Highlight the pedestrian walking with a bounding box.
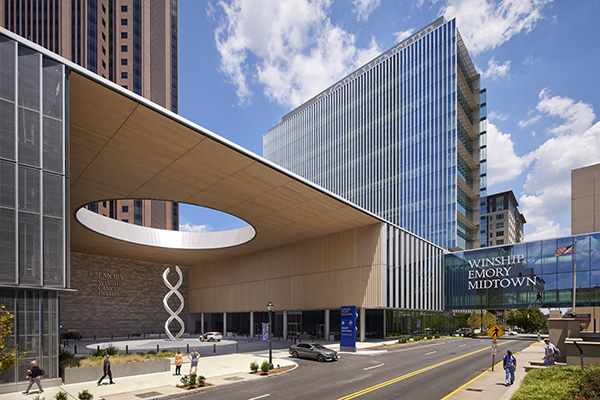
[503,350,517,386]
[188,348,200,375]
[543,338,556,366]
[174,349,184,375]
[23,360,43,394]
[97,354,115,385]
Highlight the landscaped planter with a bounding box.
[60,359,170,384]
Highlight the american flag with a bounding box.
[554,245,574,257]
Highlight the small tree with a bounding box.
[0,304,23,374]
[249,361,259,373]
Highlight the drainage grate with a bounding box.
[135,391,163,398]
[465,388,483,392]
[223,376,244,382]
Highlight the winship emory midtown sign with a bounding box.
[466,254,539,290]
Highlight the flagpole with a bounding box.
[573,240,577,314]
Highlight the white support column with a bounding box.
[250,312,254,338]
[283,311,288,340]
[223,312,227,337]
[324,309,330,341]
[360,308,366,342]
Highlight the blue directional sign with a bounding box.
[340,306,357,351]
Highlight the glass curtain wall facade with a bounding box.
[264,17,481,250]
[0,33,67,385]
[446,232,600,310]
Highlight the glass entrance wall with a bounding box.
[446,232,600,309]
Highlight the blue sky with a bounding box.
[176,0,600,242]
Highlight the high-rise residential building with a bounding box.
[572,163,600,235]
[264,17,484,250]
[1,0,179,230]
[483,190,525,246]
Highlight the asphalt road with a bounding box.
[183,336,535,400]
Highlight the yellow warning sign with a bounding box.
[487,324,505,340]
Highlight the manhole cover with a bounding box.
[223,376,244,381]
[466,388,483,392]
[135,391,163,398]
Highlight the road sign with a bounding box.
[491,348,497,356]
[487,324,505,340]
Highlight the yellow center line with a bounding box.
[336,339,519,400]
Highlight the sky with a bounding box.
[176,0,600,242]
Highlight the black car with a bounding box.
[289,343,338,362]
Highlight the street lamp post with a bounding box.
[267,300,274,369]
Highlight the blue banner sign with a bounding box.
[340,306,357,350]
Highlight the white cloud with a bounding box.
[214,0,381,107]
[393,29,415,43]
[518,114,541,128]
[519,91,600,240]
[352,0,381,22]
[179,223,210,233]
[440,0,553,54]
[480,57,511,80]
[486,122,531,186]
[536,88,596,136]
[488,110,508,121]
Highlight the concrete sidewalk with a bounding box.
[1,338,387,400]
[445,340,546,400]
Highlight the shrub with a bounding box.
[434,334,440,339]
[90,345,120,358]
[179,375,189,386]
[260,360,270,373]
[59,350,80,368]
[188,373,197,386]
[570,365,600,399]
[250,361,259,373]
[78,389,93,400]
[414,336,422,341]
[397,337,409,344]
[32,396,44,400]
[196,375,206,386]
[55,392,68,400]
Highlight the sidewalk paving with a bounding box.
[446,339,546,400]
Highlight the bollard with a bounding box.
[97,345,100,352]
[94,335,96,340]
[213,343,216,353]
[236,342,238,353]
[111,334,113,340]
[74,345,77,354]
[157,344,160,353]
[128,334,130,339]
[187,344,189,353]
[126,345,128,355]
[144,333,146,339]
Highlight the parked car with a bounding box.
[506,329,519,335]
[199,332,223,342]
[289,343,338,362]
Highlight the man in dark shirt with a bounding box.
[97,354,115,385]
[23,360,43,394]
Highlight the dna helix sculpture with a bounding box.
[163,265,185,340]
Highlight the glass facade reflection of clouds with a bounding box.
[265,17,482,250]
[446,232,600,309]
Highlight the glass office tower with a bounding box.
[0,33,67,385]
[264,17,483,250]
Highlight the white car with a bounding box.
[507,329,518,335]
[199,332,223,342]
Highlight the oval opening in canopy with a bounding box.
[76,201,255,249]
